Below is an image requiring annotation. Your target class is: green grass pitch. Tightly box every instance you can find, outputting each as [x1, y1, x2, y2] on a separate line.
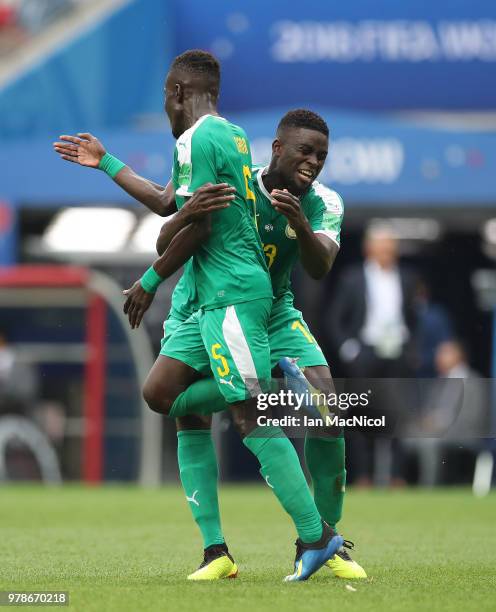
[1, 486, 495, 611]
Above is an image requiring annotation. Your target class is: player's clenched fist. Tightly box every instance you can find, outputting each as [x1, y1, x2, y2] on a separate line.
[53, 132, 106, 168]
[270, 189, 308, 233]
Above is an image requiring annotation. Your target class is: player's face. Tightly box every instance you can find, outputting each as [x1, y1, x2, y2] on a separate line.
[274, 128, 328, 196]
[164, 71, 184, 139]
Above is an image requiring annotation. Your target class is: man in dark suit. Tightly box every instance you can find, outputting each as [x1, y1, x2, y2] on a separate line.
[326, 224, 418, 485]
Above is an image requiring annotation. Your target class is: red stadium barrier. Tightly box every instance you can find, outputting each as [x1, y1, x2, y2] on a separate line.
[0, 265, 105, 483]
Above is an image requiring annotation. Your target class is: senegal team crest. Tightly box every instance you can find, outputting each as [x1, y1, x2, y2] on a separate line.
[285, 224, 297, 239]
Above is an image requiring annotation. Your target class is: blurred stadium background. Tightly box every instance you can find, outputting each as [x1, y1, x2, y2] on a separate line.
[0, 0, 495, 492]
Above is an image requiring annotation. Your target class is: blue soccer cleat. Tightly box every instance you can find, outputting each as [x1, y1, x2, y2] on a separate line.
[284, 522, 344, 582]
[278, 357, 322, 419]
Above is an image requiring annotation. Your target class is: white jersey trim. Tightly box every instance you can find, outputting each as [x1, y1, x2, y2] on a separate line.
[255, 166, 272, 200]
[314, 229, 340, 248]
[176, 114, 225, 197]
[222, 305, 262, 397]
[311, 181, 344, 216]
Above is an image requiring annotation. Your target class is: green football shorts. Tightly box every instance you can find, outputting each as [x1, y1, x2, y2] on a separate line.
[161, 310, 210, 375]
[162, 298, 272, 404]
[161, 293, 327, 387]
[268, 294, 328, 368]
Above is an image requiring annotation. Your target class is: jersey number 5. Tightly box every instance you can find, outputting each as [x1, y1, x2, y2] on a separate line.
[211, 343, 230, 377]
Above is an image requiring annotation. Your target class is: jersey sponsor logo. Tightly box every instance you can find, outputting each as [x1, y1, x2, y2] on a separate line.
[264, 223, 274, 231]
[219, 375, 235, 390]
[186, 490, 200, 507]
[271, 19, 496, 64]
[327, 138, 404, 184]
[285, 224, 297, 239]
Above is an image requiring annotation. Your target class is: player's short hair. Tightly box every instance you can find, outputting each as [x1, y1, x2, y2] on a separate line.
[171, 49, 220, 98]
[277, 109, 329, 138]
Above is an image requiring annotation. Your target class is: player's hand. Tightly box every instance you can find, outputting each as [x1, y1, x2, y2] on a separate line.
[53, 132, 106, 168]
[123, 280, 155, 329]
[183, 183, 236, 221]
[270, 189, 308, 232]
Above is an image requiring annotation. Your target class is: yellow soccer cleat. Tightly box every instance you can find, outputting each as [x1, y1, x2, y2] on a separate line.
[326, 541, 367, 579]
[187, 544, 238, 581]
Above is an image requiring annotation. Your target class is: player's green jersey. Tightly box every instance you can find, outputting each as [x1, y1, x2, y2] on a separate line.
[169, 260, 197, 321]
[253, 166, 344, 299]
[168, 162, 344, 320]
[171, 114, 271, 311]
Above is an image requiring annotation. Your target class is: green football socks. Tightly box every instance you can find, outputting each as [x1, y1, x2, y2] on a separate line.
[243, 425, 323, 544]
[177, 430, 224, 548]
[305, 435, 346, 530]
[169, 379, 227, 419]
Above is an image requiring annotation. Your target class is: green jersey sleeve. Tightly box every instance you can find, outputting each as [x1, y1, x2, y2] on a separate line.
[176, 119, 221, 197]
[306, 182, 344, 248]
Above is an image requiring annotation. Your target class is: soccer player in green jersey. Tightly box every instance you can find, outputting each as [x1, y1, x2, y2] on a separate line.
[152, 110, 365, 580]
[53, 50, 345, 582]
[53, 108, 367, 581]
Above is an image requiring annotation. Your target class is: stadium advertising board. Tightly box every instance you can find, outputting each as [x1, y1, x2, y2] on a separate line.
[176, 0, 496, 111]
[1, 110, 494, 207]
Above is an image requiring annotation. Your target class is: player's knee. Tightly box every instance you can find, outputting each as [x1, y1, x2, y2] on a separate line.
[142, 380, 174, 416]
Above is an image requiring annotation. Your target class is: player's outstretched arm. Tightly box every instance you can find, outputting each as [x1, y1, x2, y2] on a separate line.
[53, 133, 175, 217]
[155, 183, 235, 254]
[271, 189, 338, 279]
